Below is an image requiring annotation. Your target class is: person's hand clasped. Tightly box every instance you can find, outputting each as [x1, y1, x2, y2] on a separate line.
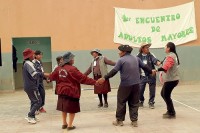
[44, 73, 50, 78]
[151, 69, 157, 76]
[157, 61, 161, 66]
[96, 78, 105, 86]
[99, 78, 105, 84]
[46, 78, 51, 83]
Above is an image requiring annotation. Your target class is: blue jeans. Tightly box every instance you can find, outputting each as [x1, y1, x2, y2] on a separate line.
[139, 76, 156, 104]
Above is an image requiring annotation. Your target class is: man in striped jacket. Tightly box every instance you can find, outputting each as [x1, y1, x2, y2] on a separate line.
[22, 48, 44, 124]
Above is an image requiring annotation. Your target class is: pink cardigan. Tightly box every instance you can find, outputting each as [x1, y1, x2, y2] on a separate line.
[162, 56, 175, 72]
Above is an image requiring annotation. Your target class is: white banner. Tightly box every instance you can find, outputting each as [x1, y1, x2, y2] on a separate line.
[114, 2, 197, 48]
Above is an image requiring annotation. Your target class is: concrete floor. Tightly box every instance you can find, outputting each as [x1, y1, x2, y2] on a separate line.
[0, 83, 200, 133]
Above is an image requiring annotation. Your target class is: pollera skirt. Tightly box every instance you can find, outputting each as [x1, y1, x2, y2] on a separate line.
[57, 95, 80, 113]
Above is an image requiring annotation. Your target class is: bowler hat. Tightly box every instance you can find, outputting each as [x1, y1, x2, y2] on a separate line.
[118, 45, 133, 53]
[139, 43, 151, 53]
[23, 48, 35, 60]
[63, 52, 75, 64]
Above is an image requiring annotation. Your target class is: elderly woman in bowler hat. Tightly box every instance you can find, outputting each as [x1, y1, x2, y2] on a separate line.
[47, 52, 99, 130]
[84, 49, 115, 108]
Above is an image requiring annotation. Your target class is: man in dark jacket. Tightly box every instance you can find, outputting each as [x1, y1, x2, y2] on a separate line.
[137, 43, 161, 109]
[32, 50, 47, 113]
[98, 44, 156, 127]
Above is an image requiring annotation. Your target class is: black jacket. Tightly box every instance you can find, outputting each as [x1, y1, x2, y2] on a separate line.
[137, 53, 159, 76]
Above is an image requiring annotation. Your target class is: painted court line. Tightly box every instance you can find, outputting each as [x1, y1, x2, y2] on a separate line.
[173, 99, 200, 113]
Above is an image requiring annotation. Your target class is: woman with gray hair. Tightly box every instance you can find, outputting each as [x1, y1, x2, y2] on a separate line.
[84, 49, 116, 108]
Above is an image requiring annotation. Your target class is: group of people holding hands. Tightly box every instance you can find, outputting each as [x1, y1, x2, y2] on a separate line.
[22, 42, 180, 131]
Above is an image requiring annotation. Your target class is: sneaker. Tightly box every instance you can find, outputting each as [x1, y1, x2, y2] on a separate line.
[131, 121, 138, 127]
[25, 116, 29, 121]
[163, 112, 176, 119]
[34, 117, 40, 122]
[112, 120, 124, 126]
[149, 103, 155, 109]
[39, 107, 47, 113]
[25, 117, 37, 124]
[35, 111, 40, 115]
[104, 103, 108, 108]
[139, 101, 144, 107]
[98, 103, 103, 108]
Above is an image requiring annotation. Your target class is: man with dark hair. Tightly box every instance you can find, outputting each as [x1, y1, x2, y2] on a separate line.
[32, 50, 47, 113]
[98, 44, 156, 127]
[137, 43, 161, 109]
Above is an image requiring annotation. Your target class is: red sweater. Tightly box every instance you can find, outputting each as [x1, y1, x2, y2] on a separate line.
[49, 64, 96, 98]
[162, 56, 175, 72]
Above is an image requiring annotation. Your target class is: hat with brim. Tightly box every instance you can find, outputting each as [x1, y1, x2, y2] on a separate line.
[90, 49, 102, 55]
[139, 43, 151, 53]
[63, 52, 75, 64]
[118, 45, 133, 53]
[23, 48, 35, 60]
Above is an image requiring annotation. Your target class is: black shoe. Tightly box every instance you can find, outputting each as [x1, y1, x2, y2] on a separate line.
[139, 101, 144, 107]
[163, 112, 176, 118]
[67, 126, 76, 130]
[131, 121, 138, 127]
[104, 103, 108, 108]
[98, 103, 103, 108]
[62, 124, 68, 129]
[149, 103, 155, 109]
[113, 120, 124, 126]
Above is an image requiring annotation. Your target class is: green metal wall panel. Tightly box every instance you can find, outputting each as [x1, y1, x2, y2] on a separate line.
[51, 46, 200, 88]
[0, 53, 14, 91]
[0, 46, 200, 91]
[12, 37, 52, 63]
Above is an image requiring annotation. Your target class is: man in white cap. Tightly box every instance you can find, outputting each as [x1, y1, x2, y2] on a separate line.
[137, 43, 161, 109]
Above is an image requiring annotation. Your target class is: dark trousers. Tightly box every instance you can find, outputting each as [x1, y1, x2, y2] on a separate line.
[38, 83, 45, 107]
[116, 84, 139, 121]
[139, 76, 156, 104]
[98, 94, 108, 104]
[161, 80, 179, 114]
[25, 89, 42, 118]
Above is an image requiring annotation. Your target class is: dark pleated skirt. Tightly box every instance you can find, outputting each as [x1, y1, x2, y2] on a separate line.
[94, 75, 111, 94]
[57, 95, 80, 113]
